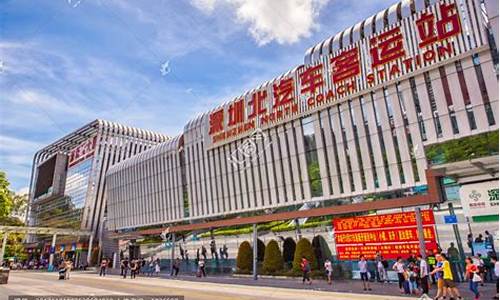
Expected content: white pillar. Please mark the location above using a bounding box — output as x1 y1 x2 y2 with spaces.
48 233 57 270
87 234 94 266
415 208 426 258
112 252 118 269
0 232 8 266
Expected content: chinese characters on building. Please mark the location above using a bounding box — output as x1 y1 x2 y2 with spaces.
207 1 464 147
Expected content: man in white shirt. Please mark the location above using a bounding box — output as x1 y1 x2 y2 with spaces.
358 255 372 291
417 254 429 295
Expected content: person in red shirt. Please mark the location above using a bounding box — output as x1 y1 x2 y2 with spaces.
300 256 312 285
465 257 481 300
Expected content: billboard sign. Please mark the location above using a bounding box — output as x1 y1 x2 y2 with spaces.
333 210 437 260
460 180 499 219
205 0 484 148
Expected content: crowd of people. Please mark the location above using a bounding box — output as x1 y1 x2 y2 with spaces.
116 257 161 279
364 246 499 300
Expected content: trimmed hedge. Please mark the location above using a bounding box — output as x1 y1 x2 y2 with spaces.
262 240 284 274
292 238 317 273
236 241 253 273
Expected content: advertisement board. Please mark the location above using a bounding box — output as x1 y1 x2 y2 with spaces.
460 180 499 220
333 210 437 260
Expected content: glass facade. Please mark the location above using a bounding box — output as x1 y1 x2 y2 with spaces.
65 158 93 209
302 116 323 197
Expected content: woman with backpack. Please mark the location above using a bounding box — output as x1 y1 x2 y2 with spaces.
300 256 312 285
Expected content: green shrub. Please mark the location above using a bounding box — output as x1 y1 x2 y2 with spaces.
262 240 284 274
236 241 253 273
282 237 296 263
292 238 317 272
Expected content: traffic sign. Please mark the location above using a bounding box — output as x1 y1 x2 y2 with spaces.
444 215 458 224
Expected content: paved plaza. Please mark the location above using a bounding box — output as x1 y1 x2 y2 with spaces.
1 271 498 300
0 271 402 300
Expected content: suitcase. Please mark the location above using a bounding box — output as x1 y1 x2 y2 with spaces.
196 270 201 277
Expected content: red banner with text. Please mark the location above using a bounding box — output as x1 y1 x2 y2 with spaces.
333 210 438 260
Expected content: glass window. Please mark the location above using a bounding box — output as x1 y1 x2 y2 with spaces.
301 116 323 197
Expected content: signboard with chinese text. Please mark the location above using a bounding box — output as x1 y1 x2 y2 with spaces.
68 136 97 167
460 180 499 220
333 209 435 231
205 0 486 148
333 210 438 260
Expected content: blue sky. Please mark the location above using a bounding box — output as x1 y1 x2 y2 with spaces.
0 0 396 192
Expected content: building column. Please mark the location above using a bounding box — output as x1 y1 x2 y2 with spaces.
415 207 426 258
252 224 258 280
48 233 57 271
87 234 94 266
0 232 8 266
170 233 176 276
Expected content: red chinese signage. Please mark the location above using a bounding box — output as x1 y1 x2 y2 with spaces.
206 0 475 148
68 136 97 167
336 242 438 260
333 210 437 260
333 209 435 231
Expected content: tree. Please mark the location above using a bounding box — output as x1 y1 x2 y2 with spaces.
236 241 253 273
292 238 317 273
10 193 28 220
312 235 332 269
257 238 265 262
0 171 27 260
282 237 296 263
262 240 284 274
0 171 13 218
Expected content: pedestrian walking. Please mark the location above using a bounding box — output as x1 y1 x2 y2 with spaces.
64 260 72 280
300 256 312 285
465 257 481 300
324 259 333 285
223 244 228 259
171 257 180 277
99 258 107 276
393 257 405 293
417 254 429 296
431 254 463 300
447 242 464 282
197 259 206 277
121 258 129 278
155 260 161 277
358 255 371 291
408 262 418 295
130 260 138 279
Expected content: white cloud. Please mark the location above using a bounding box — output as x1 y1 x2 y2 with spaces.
191 0 217 14
190 0 329 45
